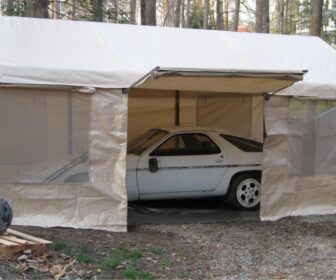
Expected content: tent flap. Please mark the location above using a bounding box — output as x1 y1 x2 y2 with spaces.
136 68 305 94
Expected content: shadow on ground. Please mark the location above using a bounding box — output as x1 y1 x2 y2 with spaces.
128 198 259 225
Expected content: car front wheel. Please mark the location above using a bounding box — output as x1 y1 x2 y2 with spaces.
226 173 261 211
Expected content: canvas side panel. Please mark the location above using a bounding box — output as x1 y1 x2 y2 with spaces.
0 88 127 232
89 89 128 230
261 96 336 220
196 95 253 139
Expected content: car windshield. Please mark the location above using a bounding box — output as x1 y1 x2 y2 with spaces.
128 129 169 155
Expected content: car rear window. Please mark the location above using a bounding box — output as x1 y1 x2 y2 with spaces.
220 135 262 152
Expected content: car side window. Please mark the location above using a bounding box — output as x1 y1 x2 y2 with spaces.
150 133 221 156
220 134 262 152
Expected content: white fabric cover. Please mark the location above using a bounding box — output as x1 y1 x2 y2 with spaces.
0 88 128 231
1 16 336 225
0 88 90 184
261 97 336 220
0 16 336 98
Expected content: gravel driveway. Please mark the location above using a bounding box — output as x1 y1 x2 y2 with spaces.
0 214 335 279
143 215 336 279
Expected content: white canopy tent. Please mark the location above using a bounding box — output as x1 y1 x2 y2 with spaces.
0 16 335 231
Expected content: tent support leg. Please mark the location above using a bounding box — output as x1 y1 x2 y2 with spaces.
175 91 180 126
68 92 73 155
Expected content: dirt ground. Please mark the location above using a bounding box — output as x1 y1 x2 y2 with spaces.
0 214 335 280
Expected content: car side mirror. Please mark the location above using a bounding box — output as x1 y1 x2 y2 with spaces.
149 158 159 173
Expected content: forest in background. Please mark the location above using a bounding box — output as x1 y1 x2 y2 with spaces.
0 0 335 46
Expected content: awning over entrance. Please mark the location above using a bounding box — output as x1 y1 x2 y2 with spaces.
134 68 307 94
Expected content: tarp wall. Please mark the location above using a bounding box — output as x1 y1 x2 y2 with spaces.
261 96 336 220
0 88 90 183
0 88 128 231
128 89 264 143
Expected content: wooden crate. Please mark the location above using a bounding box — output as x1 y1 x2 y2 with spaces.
0 228 52 259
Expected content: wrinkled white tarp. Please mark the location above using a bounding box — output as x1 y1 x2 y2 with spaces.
0 88 128 231
261 97 336 220
1 16 336 98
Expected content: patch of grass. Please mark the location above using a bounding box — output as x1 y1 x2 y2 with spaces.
177 271 188 279
28 271 44 280
138 271 154 280
75 245 92 264
119 241 131 250
110 248 122 257
10 267 21 275
124 268 153 280
124 268 137 280
125 249 142 260
159 259 170 268
50 241 68 251
101 256 121 270
150 246 161 254
66 265 73 272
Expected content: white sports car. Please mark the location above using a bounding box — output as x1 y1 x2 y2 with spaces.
126 128 262 210
18 127 263 211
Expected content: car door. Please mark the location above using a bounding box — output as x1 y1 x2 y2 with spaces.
136 132 228 198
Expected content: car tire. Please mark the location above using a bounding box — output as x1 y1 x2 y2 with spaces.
226 172 261 211
0 198 13 235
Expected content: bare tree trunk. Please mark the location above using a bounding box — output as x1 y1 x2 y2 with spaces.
277 0 285 33
91 0 104 21
163 0 172 26
174 0 182 27
51 0 61 19
333 0 336 43
110 0 117 22
185 0 190 27
231 0 240 31
284 0 289 33
51 0 55 18
182 0 186 27
0 0 15 16
146 0 157 26
311 0 323 36
55 0 61 18
216 0 224 30
255 0 263 32
130 0 136 24
256 0 269 33
223 0 229 30
26 0 49 18
262 0 269 33
203 0 209 29
71 0 77 18
141 0 146 25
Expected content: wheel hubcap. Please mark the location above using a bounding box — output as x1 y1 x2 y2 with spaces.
236 178 261 208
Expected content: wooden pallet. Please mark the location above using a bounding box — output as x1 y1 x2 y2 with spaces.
0 228 52 259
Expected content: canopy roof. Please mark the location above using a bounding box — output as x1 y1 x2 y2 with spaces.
0 16 336 96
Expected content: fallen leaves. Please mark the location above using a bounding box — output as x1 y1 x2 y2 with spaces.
54 259 76 280
14 248 77 280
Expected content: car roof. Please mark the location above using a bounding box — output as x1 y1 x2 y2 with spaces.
153 127 261 142
157 127 227 133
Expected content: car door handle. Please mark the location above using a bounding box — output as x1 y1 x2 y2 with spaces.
215 155 224 163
